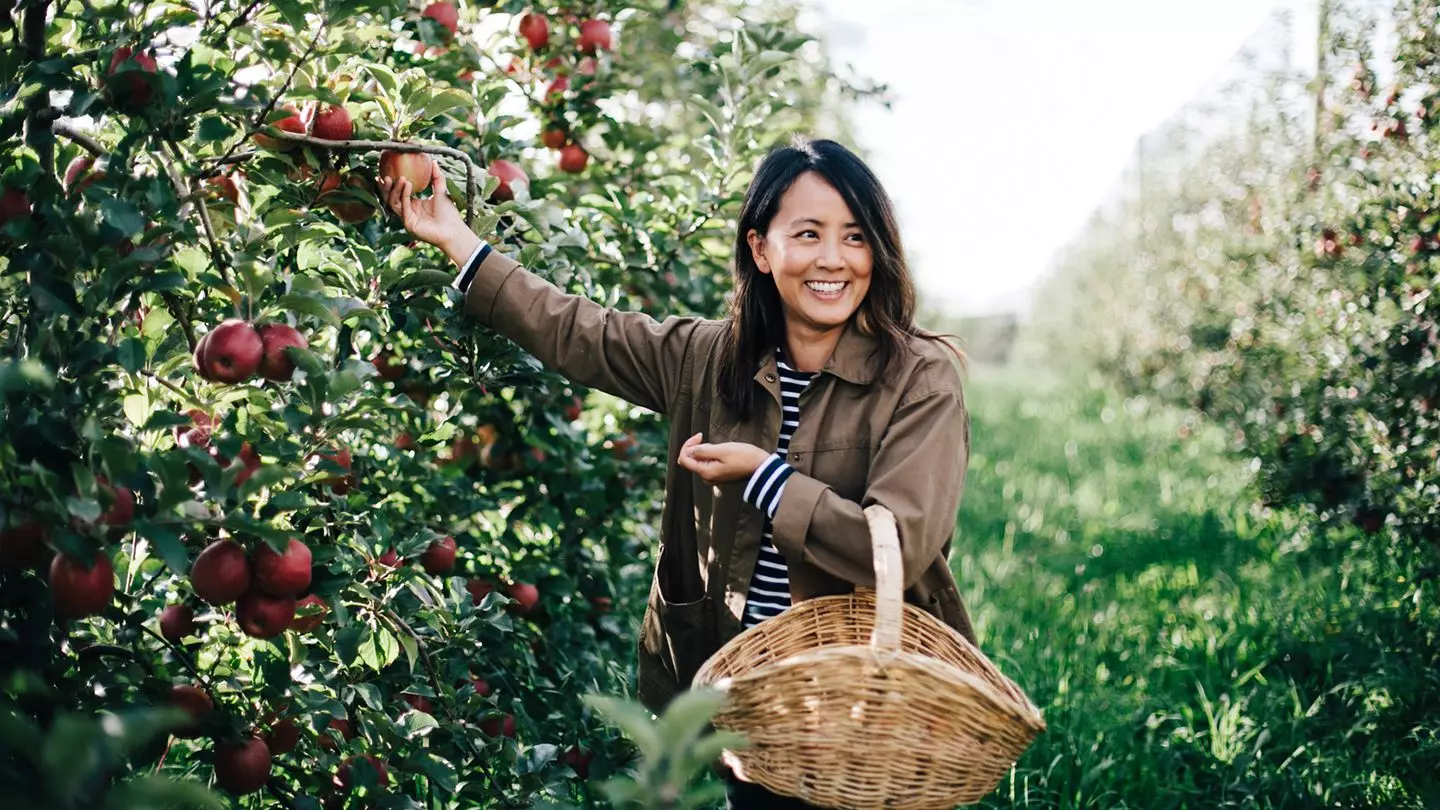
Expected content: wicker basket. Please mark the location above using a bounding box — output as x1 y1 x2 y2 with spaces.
691 505 1046 809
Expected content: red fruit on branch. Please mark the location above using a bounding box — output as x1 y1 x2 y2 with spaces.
199 320 264 383
336 754 390 790
159 604 196 642
466 578 494 605
313 446 355 494
371 349 406 380
401 692 434 714
558 143 588 174
64 156 106 195
106 45 158 109
422 1 459 40
309 103 353 141
518 12 549 50
0 188 31 227
378 150 433 193
191 540 253 606
480 713 516 738
236 589 296 638
262 717 301 755
253 538 312 596
213 736 272 795
318 172 375 224
318 717 354 751
506 582 539 615
49 551 115 618
253 104 307 150
487 159 528 202
168 684 213 738
578 19 612 54
175 409 214 449
256 322 309 381
420 536 457 574
290 593 329 633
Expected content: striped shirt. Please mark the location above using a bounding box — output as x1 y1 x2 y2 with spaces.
739 355 813 629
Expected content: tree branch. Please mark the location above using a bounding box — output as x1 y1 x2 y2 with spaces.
158 140 242 316
52 121 105 156
22 0 53 176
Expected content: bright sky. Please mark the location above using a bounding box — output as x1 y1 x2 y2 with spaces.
812 0 1316 317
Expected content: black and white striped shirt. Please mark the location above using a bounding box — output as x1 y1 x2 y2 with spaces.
739 356 812 629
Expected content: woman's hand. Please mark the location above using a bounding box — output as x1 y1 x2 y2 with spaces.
379 161 478 265
677 433 773 486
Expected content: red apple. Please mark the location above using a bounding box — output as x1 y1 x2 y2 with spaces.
106 45 159 109
49 551 115 618
370 349 405 380
376 548 401 569
159 604 196 642
0 519 48 568
518 12 549 50
191 540 252 606
222 441 263 486
309 103 353 141
318 717 354 752
541 126 567 150
506 582 539 615
466 676 491 697
262 717 301 755
394 433 416 451
192 330 215 379
73 477 134 540
200 320 264 384
487 159 528 202
290 593 328 633
253 104 307 151
420 536 457 575
236 589 296 639
544 74 569 101
558 143 588 174
168 684 213 738
401 693 433 714
317 171 375 224
256 322 309 381
466 578 493 605
0 188 30 227
64 156 106 195
479 713 516 738
175 409 214 449
214 736 272 795
314 446 354 494
421 1 459 39
562 746 592 778
253 538 311 596
578 19 612 54
336 754 390 790
206 174 241 206
563 395 583 421
378 150 433 193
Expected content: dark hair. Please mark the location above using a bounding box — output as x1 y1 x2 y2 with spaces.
717 135 961 420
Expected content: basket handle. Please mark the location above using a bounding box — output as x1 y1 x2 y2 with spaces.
863 504 903 654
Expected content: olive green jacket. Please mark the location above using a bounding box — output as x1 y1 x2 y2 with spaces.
463 249 975 713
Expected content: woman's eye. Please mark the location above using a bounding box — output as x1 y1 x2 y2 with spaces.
797 230 818 239
846 233 866 244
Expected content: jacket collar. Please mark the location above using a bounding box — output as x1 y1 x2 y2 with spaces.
752 319 880 387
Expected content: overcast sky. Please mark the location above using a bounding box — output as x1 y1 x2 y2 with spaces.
810 0 1317 317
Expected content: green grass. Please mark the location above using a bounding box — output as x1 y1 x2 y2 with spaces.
953 368 1440 809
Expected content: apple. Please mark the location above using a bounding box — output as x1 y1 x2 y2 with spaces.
309 103 353 141
290 593 328 633
256 322 309 381
541 126 567 150
400 693 433 714
253 104 307 151
318 717 354 752
192 330 215 379
544 74 569 101
421 1 459 40
394 433 416 451
159 604 196 642
564 395 583 421
336 754 390 790
175 409 214 449
191 540 252 606
506 582 539 615
420 536 457 575
486 159 528 203
557 143 588 174
465 676 492 697
578 19 612 54
313 446 354 494
236 588 296 638
466 578 493 605
317 171 374 224
370 349 405 380
64 156 106 195
611 431 636 460
590 595 612 615
75 477 134 540
106 46 159 109
378 150 433 193
168 684 213 738
262 717 301 755
376 548 401 569
227 441 263 486
562 746 592 778
49 551 115 618
479 713 516 738
0 519 48 568
254 538 312 596
200 320 264 384
214 736 272 795
518 12 549 50
206 174 241 206
0 188 30 227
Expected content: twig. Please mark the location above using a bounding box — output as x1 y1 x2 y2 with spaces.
158 140 241 316
207 132 481 226
22 0 53 175
209 0 266 44
160 292 197 353
142 369 190 400
52 121 105 156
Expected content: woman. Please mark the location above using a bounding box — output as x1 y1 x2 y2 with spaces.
380 136 975 808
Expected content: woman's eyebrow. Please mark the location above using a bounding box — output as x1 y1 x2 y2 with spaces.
788 217 859 228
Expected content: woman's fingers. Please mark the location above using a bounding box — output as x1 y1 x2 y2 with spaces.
430 160 448 198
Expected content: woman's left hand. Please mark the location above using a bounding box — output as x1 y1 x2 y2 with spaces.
677 433 772 486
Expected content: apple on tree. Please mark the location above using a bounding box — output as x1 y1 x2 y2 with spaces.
578 19 613 54
378 150 433 196
256 322 309 381
167 684 214 739
195 320 264 384
159 604 196 642
49 550 115 619
253 538 312 596
105 45 158 110
420 536 457 574
317 172 375 225
235 588 296 639
0 188 30 227
421 1 459 41
486 159 528 203
290 593 329 633
213 736 272 795
309 103 354 141
518 12 549 50
558 143 588 174
253 104 308 151
191 539 252 606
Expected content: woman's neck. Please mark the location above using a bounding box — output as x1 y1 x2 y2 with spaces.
782 323 843 373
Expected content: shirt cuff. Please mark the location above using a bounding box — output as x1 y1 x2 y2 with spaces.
743 453 795 519
452 242 492 293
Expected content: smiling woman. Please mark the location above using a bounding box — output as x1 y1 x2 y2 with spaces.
382 135 973 808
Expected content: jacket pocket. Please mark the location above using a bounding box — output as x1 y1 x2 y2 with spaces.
654 540 714 689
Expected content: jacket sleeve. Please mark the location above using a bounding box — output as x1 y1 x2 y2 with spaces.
460 247 703 416
768 384 969 590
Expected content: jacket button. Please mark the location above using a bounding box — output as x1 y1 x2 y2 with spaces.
791 453 801 462
765 373 777 383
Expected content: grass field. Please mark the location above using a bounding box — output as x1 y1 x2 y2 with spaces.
951 368 1440 809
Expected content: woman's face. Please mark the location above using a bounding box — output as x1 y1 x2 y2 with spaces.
747 171 873 336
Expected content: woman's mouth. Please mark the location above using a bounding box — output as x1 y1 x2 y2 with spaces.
804 280 848 300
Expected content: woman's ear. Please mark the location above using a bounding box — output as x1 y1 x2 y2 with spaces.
746 229 771 275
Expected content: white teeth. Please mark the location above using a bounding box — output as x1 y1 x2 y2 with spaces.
806 281 845 293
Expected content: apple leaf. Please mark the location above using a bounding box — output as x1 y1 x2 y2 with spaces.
414 754 458 795
417 89 474 125
116 339 147 374
362 63 400 99
143 525 190 575
277 293 340 327
195 115 235 142
0 359 55 392
357 626 400 671
100 197 146 238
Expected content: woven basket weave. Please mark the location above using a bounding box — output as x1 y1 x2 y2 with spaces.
692 505 1045 809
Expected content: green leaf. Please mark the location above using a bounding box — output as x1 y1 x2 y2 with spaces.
400 710 438 738
277 293 340 327
99 197 146 238
142 525 191 575
417 89 475 124
517 743 559 775
415 754 458 795
357 626 399 671
390 269 457 292
138 271 188 293
0 359 56 392
116 338 147 374
196 115 236 142
583 694 663 762
122 392 149 427
362 63 400 99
